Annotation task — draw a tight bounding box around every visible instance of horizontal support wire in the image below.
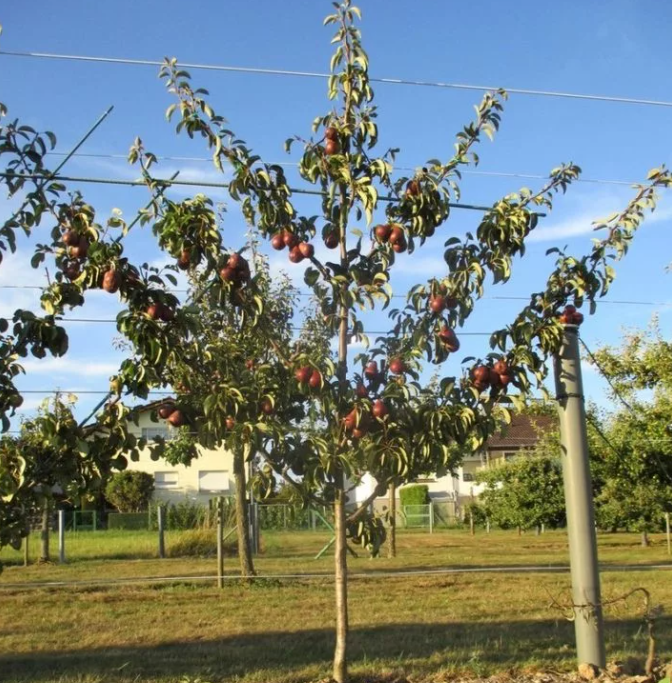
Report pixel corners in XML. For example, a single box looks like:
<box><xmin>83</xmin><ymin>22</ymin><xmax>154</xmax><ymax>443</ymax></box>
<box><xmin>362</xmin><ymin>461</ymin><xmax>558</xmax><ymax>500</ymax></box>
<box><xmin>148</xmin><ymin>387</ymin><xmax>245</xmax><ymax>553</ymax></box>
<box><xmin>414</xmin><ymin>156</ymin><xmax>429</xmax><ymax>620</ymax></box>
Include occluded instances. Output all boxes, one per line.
<box><xmin>2</xmin><ymin>50</ymin><xmax>672</xmax><ymax>108</ymax></box>
<box><xmin>1</xmin><ymin>286</ymin><xmax>669</xmax><ymax>307</ymax></box>
<box><xmin>1</xmin><ymin>562</ymin><xmax>671</xmax><ymax>591</ymax></box>
<box><xmin>0</xmin><ymin>172</ymin><xmax>517</xmax><ymax>213</ymax></box>
<box><xmin>45</xmin><ymin>151</ymin><xmax>637</xmax><ymax>188</ymax></box>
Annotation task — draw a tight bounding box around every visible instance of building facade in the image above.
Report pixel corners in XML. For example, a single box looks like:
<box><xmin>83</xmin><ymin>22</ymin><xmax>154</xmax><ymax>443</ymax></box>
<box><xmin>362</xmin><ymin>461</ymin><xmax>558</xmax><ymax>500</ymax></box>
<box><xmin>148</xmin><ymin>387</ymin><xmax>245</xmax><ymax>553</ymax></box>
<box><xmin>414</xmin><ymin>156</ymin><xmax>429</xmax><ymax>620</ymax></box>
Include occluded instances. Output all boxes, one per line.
<box><xmin>124</xmin><ymin>403</ymin><xmax>234</xmax><ymax>504</ymax></box>
<box><xmin>354</xmin><ymin>414</ymin><xmax>555</xmax><ymax>511</ymax></box>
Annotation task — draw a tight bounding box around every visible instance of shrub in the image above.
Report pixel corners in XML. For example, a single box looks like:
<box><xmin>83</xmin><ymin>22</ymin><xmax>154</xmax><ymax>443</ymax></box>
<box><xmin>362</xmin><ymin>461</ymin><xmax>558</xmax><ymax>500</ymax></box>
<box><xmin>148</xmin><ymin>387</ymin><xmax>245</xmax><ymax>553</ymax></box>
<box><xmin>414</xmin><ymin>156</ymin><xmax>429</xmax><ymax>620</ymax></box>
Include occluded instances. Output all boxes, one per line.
<box><xmin>105</xmin><ymin>471</ymin><xmax>154</xmax><ymax>513</ymax></box>
<box><xmin>399</xmin><ymin>484</ymin><xmax>430</xmax><ymax>507</ymax></box>
<box><xmin>167</xmin><ymin>529</ymin><xmax>236</xmax><ymax>558</ymax></box>
<box><xmin>462</xmin><ymin>500</ymin><xmax>487</xmax><ymax>528</ymax></box>
<box><xmin>107</xmin><ymin>512</ymin><xmax>150</xmax><ymax>530</ymax></box>
<box><xmin>149</xmin><ymin>498</ymin><xmax>235</xmax><ymax>530</ymax></box>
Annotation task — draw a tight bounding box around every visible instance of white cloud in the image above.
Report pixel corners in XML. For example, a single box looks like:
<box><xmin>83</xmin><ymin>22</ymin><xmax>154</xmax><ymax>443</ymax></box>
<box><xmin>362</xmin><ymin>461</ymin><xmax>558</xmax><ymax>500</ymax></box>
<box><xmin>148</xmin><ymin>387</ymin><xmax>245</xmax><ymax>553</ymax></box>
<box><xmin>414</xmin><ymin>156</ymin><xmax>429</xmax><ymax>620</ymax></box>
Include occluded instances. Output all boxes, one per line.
<box><xmin>70</xmin><ymin>156</ymin><xmax>230</xmax><ymax>200</ymax></box>
<box><xmin>19</xmin><ymin>357</ymin><xmax>120</xmax><ymax>378</ymax></box>
<box><xmin>528</xmin><ymin>191</ymin><xmax>672</xmax><ymax>244</ymax></box>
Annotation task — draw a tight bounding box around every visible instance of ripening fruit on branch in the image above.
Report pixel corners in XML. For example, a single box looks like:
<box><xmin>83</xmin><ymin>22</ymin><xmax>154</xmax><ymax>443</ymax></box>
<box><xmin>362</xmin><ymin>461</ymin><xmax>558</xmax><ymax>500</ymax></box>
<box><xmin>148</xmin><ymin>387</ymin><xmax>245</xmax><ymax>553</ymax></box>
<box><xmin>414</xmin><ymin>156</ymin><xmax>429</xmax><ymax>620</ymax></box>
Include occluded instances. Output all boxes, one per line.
<box><xmin>158</xmin><ymin>303</ymin><xmax>175</xmax><ymax>322</ymax></box>
<box><xmin>325</xmin><ymin>126</ymin><xmax>338</xmax><ymax>141</ymax></box>
<box><xmin>102</xmin><ymin>269</ymin><xmax>121</xmax><ymax>294</ymax></box>
<box><xmin>324</xmin><ymin>231</ymin><xmax>339</xmax><ymax>249</ymax></box>
<box><xmin>220</xmin><ymin>253</ymin><xmax>250</xmax><ymax>286</ymax></box>
<box><xmin>364</xmin><ymin>361</ymin><xmax>379</xmax><ymax>379</ymax></box>
<box><xmin>471</xmin><ymin>365</ymin><xmax>491</xmax><ymax>392</ymax></box>
<box><xmin>308</xmin><ymin>369</ymin><xmax>322</xmax><ymax>389</ymax></box>
<box><xmin>225</xmin><ymin>416</ymin><xmax>236</xmax><ymax>430</ymax></box>
<box><xmin>146</xmin><ymin>303</ymin><xmax>161</xmax><ymax>320</ymax></box>
<box><xmin>343</xmin><ymin>408</ymin><xmax>358</xmax><ymax>431</ymax></box>
<box><xmin>355</xmin><ymin>382</ymin><xmax>368</xmax><ymax>399</ymax></box>
<box><xmin>406</xmin><ymin>179</ymin><xmax>420</xmax><ymax>197</ymax></box>
<box><xmin>325</xmin><ymin>139</ymin><xmax>340</xmax><ymax>155</ymax></box>
<box><xmin>63</xmin><ymin>262</ymin><xmax>80</xmax><ymax>281</ymax></box>
<box><xmin>352</xmin><ymin>427</ymin><xmax>367</xmax><ymax>439</ymax></box>
<box><xmin>389</xmin><ymin>357</ymin><xmax>406</xmax><ymax>375</ymax></box>
<box><xmin>559</xmin><ymin>304</ymin><xmax>584</xmax><ymax>326</ymax></box>
<box><xmin>158</xmin><ymin>404</ymin><xmax>175</xmax><ymax>419</ymax></box>
<box><xmin>167</xmin><ymin>409</ymin><xmax>186</xmax><ymax>427</ymax></box>
<box><xmin>62</xmin><ymin>229</ymin><xmax>80</xmax><ymax>247</ymax></box>
<box><xmin>295</xmin><ymin>366</ymin><xmax>312</xmax><ymax>384</ymax></box>
<box><xmin>493</xmin><ymin>360</ymin><xmax>509</xmax><ymax>375</ymax></box>
<box><xmin>389</xmin><ymin>226</ymin><xmax>405</xmax><ymax>245</ymax></box>
<box><xmin>371</xmin><ymin>400</ymin><xmax>388</xmax><ymax>419</ymax></box>
<box><xmin>177</xmin><ymin>250</ymin><xmax>192</xmax><ymax>270</ymax></box>
<box><xmin>299</xmin><ymin>242</ymin><xmax>314</xmax><ymax>259</ymax></box>
<box><xmin>288</xmin><ymin>246</ymin><xmax>305</xmax><ymax>263</ymax></box>
<box><xmin>374</xmin><ymin>224</ymin><xmax>392</xmax><ymax>243</ymax></box>
<box><xmin>283</xmin><ymin>231</ymin><xmax>299</xmax><ymax>249</ymax></box>
<box><xmin>429</xmin><ymin>295</ymin><xmax>446</xmax><ymax>314</ymax></box>
<box><xmin>260</xmin><ymin>398</ymin><xmax>274</xmax><ymax>415</ymax></box>
<box><xmin>271</xmin><ymin>233</ymin><xmax>286</xmax><ymax>250</ymax></box>
<box><xmin>438</xmin><ymin>325</ymin><xmax>460</xmax><ymax>352</ymax></box>
<box><xmin>499</xmin><ymin>373</ymin><xmax>513</xmax><ymax>387</ymax></box>
<box><xmin>392</xmin><ymin>240</ymin><xmax>407</xmax><ymax>253</ymax></box>
<box><xmin>69</xmin><ymin>236</ymin><xmax>89</xmax><ymax>259</ymax></box>
<box><xmin>219</xmin><ymin>266</ymin><xmax>238</xmax><ymax>283</ymax></box>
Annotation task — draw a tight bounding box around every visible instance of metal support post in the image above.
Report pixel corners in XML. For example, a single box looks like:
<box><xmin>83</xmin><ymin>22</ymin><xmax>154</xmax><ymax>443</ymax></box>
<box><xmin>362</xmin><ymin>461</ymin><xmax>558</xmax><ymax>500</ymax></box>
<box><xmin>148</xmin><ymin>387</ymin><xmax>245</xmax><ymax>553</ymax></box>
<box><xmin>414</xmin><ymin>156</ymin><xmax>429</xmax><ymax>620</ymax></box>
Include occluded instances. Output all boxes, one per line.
<box><xmin>58</xmin><ymin>510</ymin><xmax>66</xmax><ymax>563</ymax></box>
<box><xmin>217</xmin><ymin>496</ymin><xmax>224</xmax><ymax>589</ymax></box>
<box><xmin>554</xmin><ymin>323</ymin><xmax>606</xmax><ymax>668</ymax></box>
<box><xmin>157</xmin><ymin>505</ymin><xmax>165</xmax><ymax>559</ymax></box>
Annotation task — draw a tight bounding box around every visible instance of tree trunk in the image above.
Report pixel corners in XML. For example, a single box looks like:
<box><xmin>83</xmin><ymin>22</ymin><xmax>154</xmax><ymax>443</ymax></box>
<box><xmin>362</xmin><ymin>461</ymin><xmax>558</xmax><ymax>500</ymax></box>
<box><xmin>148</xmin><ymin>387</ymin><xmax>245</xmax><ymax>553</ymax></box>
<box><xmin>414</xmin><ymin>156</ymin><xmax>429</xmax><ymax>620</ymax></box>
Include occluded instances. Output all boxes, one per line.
<box><xmin>333</xmin><ymin>477</ymin><xmax>348</xmax><ymax>683</ymax></box>
<box><xmin>517</xmin><ymin>526</ymin><xmax>522</xmax><ymax>537</ymax></box>
<box><xmin>641</xmin><ymin>530</ymin><xmax>650</xmax><ymax>547</ymax></box>
<box><xmin>387</xmin><ymin>482</ymin><xmax>396</xmax><ymax>559</ymax></box>
<box><xmin>469</xmin><ymin>510</ymin><xmax>475</xmax><ymax>536</ymax></box>
<box><xmin>40</xmin><ymin>498</ymin><xmax>51</xmax><ymax>563</ymax></box>
<box><xmin>233</xmin><ymin>451</ymin><xmax>255</xmax><ymax>577</ymax></box>
<box><xmin>535</xmin><ymin>525</ymin><xmax>541</xmax><ymax>536</ymax></box>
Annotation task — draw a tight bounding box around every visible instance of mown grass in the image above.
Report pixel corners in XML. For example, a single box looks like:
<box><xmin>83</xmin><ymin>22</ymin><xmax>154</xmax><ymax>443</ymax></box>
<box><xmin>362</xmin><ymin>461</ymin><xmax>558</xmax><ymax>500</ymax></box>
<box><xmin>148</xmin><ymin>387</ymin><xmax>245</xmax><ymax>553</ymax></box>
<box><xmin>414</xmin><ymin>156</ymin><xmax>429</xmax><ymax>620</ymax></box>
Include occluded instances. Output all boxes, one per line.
<box><xmin>1</xmin><ymin>530</ymin><xmax>671</xmax><ymax>683</ymax></box>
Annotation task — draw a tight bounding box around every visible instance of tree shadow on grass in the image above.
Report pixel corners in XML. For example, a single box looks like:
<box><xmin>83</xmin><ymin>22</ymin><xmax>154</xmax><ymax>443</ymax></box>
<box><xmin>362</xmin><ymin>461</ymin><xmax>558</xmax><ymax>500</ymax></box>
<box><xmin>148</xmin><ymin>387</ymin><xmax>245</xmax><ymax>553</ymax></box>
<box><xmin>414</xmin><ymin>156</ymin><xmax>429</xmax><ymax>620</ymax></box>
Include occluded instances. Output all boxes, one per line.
<box><xmin>2</xmin><ymin>617</ymin><xmax>669</xmax><ymax>683</ymax></box>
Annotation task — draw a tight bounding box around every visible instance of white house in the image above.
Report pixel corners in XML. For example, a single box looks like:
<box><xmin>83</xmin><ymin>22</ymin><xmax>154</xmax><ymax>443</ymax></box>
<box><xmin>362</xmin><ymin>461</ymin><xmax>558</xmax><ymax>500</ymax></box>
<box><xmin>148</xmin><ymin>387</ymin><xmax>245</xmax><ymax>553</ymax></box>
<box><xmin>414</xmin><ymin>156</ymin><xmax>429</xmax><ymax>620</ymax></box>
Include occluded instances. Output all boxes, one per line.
<box><xmin>354</xmin><ymin>414</ymin><xmax>555</xmax><ymax>511</ymax></box>
<box><xmin>124</xmin><ymin>400</ymin><xmax>234</xmax><ymax>504</ymax></box>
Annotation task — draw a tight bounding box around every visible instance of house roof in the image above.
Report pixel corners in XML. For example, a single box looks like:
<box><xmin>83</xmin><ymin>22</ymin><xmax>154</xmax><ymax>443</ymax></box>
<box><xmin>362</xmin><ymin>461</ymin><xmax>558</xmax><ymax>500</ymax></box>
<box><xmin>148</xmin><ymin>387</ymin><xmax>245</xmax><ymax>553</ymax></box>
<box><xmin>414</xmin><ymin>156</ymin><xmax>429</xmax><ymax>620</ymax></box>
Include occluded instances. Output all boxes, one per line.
<box><xmin>82</xmin><ymin>397</ymin><xmax>174</xmax><ymax>434</ymax></box>
<box><xmin>486</xmin><ymin>414</ymin><xmax>556</xmax><ymax>450</ymax></box>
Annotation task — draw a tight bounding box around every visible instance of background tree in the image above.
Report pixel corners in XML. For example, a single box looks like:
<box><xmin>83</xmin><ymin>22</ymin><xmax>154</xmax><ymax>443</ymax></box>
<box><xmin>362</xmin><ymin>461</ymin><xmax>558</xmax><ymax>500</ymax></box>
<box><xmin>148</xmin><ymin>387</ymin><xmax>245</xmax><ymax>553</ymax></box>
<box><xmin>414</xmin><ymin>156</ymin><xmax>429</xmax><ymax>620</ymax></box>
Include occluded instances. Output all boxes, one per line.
<box><xmin>477</xmin><ymin>455</ymin><xmax>565</xmax><ymax>532</ymax></box>
<box><xmin>0</xmin><ymin>395</ymin><xmax>136</xmax><ymax>569</ymax></box>
<box><xmin>104</xmin><ymin>470</ymin><xmax>154</xmax><ymax>514</ymax></box>
<box><xmin>588</xmin><ymin>323</ymin><xmax>672</xmax><ymax>544</ymax></box>
<box><xmin>145</xmin><ymin>244</ymin><xmax>332</xmax><ymax>577</ymax></box>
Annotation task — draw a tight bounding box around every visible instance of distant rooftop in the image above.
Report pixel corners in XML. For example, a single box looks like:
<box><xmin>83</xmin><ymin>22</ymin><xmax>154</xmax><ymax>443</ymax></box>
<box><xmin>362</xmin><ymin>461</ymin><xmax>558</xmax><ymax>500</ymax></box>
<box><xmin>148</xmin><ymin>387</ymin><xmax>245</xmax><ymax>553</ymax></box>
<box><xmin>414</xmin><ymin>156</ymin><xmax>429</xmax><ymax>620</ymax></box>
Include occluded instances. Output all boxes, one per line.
<box><xmin>486</xmin><ymin>414</ymin><xmax>556</xmax><ymax>450</ymax></box>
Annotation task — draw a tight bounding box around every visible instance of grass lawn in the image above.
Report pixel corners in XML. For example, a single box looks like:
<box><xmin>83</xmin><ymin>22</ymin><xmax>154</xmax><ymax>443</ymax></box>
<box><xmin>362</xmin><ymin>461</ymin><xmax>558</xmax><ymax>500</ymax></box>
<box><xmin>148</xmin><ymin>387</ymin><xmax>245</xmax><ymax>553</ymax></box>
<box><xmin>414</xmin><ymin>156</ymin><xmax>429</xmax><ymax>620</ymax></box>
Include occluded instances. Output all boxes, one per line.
<box><xmin>1</xmin><ymin>529</ymin><xmax>671</xmax><ymax>682</ymax></box>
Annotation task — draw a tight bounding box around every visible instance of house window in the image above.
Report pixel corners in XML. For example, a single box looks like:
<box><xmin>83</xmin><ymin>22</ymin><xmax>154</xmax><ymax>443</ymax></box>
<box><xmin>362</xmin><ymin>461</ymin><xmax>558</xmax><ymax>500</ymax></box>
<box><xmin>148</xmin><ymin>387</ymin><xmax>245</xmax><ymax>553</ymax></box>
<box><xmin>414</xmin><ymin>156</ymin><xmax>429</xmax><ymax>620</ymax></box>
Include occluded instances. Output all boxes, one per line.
<box><xmin>198</xmin><ymin>470</ymin><xmax>230</xmax><ymax>493</ymax></box>
<box><xmin>416</xmin><ymin>478</ymin><xmax>436</xmax><ymax>483</ymax></box>
<box><xmin>154</xmin><ymin>471</ymin><xmax>178</xmax><ymax>488</ymax></box>
<box><xmin>462</xmin><ymin>472</ymin><xmax>474</xmax><ymax>482</ymax></box>
<box><xmin>142</xmin><ymin>426</ymin><xmax>171</xmax><ymax>441</ymax></box>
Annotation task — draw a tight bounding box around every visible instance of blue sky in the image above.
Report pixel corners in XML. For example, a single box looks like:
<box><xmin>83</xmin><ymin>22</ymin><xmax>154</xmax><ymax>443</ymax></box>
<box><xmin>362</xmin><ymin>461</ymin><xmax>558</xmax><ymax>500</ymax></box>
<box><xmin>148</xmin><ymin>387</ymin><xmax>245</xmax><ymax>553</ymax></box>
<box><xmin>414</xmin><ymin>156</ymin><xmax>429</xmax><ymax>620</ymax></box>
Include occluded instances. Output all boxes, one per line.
<box><xmin>1</xmin><ymin>1</ymin><xmax>671</xmax><ymax>426</ymax></box>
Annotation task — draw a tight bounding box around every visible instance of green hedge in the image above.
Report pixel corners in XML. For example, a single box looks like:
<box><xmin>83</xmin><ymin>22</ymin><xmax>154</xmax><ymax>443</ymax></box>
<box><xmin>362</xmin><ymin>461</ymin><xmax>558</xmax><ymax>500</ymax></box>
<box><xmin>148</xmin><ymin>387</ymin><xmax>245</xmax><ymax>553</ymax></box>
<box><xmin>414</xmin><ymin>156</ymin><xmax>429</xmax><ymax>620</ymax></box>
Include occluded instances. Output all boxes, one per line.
<box><xmin>399</xmin><ymin>484</ymin><xmax>430</xmax><ymax>507</ymax></box>
<box><xmin>107</xmin><ymin>512</ymin><xmax>150</xmax><ymax>530</ymax></box>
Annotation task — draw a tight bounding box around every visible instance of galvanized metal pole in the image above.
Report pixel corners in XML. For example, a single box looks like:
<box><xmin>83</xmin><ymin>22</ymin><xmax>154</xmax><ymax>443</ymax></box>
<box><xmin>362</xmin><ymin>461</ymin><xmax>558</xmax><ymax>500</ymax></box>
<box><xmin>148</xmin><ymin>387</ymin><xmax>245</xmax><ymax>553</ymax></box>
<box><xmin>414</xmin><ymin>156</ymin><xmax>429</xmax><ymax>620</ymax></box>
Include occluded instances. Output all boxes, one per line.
<box><xmin>554</xmin><ymin>323</ymin><xmax>606</xmax><ymax>668</ymax></box>
<box><xmin>157</xmin><ymin>505</ymin><xmax>165</xmax><ymax>559</ymax></box>
<box><xmin>58</xmin><ymin>510</ymin><xmax>65</xmax><ymax>563</ymax></box>
<box><xmin>217</xmin><ymin>496</ymin><xmax>224</xmax><ymax>589</ymax></box>
<box><xmin>23</xmin><ymin>528</ymin><xmax>29</xmax><ymax>567</ymax></box>
<box><xmin>666</xmin><ymin>513</ymin><xmax>671</xmax><ymax>556</ymax></box>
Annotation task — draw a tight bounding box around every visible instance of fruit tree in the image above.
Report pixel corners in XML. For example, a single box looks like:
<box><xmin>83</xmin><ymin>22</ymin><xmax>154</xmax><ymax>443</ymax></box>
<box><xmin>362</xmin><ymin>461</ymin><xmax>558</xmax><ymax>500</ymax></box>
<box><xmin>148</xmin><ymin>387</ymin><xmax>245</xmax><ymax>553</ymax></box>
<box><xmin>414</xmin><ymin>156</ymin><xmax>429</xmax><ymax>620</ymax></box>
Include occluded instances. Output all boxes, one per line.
<box><xmin>1</xmin><ymin>4</ymin><xmax>671</xmax><ymax>681</ymax></box>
